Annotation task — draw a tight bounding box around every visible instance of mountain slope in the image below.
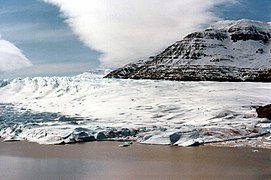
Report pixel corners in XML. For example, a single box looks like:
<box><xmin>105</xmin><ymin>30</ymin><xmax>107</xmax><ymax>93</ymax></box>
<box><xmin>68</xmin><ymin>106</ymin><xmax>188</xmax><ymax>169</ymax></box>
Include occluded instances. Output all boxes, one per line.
<box><xmin>105</xmin><ymin>19</ymin><xmax>271</xmax><ymax>81</ymax></box>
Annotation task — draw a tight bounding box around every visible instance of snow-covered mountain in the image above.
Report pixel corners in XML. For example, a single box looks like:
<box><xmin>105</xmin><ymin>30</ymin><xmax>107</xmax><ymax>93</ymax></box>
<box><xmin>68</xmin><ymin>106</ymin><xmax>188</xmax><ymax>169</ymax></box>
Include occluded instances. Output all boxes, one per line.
<box><xmin>105</xmin><ymin>19</ymin><xmax>271</xmax><ymax>81</ymax></box>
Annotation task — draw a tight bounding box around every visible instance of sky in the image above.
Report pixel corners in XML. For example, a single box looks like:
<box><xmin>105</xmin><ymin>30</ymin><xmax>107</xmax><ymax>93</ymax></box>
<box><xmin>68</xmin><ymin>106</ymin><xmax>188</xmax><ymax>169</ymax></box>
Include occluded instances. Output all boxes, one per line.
<box><xmin>0</xmin><ymin>0</ymin><xmax>270</xmax><ymax>78</ymax></box>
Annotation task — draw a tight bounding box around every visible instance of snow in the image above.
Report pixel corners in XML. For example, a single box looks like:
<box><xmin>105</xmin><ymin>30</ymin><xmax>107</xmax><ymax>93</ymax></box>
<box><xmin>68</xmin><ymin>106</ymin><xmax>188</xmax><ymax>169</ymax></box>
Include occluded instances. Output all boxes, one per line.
<box><xmin>0</xmin><ymin>72</ymin><xmax>271</xmax><ymax>146</ymax></box>
<box><xmin>1</xmin><ymin>19</ymin><xmax>271</xmax><ymax>146</ymax></box>
<box><xmin>211</xmin><ymin>19</ymin><xmax>271</xmax><ymax>32</ymax></box>
<box><xmin>106</xmin><ymin>19</ymin><xmax>271</xmax><ymax>80</ymax></box>
<box><xmin>167</xmin><ymin>19</ymin><xmax>271</xmax><ymax>68</ymax></box>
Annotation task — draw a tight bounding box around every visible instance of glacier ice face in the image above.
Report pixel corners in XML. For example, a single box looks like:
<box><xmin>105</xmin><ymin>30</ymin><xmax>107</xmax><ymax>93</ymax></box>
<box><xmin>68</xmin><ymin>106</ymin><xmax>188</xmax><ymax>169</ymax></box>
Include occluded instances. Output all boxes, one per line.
<box><xmin>0</xmin><ymin>72</ymin><xmax>271</xmax><ymax>146</ymax></box>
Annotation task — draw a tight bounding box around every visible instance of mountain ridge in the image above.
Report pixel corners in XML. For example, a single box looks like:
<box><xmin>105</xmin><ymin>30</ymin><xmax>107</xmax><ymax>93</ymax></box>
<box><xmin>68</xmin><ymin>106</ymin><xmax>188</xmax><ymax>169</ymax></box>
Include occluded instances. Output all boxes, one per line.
<box><xmin>105</xmin><ymin>19</ymin><xmax>271</xmax><ymax>81</ymax></box>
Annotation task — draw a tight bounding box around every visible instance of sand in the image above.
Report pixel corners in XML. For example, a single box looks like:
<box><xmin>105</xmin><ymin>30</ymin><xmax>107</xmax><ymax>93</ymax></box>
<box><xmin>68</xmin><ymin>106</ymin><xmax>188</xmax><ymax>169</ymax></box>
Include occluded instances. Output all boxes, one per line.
<box><xmin>0</xmin><ymin>141</ymin><xmax>270</xmax><ymax>180</ymax></box>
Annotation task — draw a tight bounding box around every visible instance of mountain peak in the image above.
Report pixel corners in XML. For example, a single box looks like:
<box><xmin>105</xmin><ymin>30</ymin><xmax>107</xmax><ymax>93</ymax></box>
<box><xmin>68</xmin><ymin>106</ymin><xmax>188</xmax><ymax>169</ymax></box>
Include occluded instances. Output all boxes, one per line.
<box><xmin>211</xmin><ymin>19</ymin><xmax>271</xmax><ymax>30</ymax></box>
<box><xmin>105</xmin><ymin>20</ymin><xmax>271</xmax><ymax>82</ymax></box>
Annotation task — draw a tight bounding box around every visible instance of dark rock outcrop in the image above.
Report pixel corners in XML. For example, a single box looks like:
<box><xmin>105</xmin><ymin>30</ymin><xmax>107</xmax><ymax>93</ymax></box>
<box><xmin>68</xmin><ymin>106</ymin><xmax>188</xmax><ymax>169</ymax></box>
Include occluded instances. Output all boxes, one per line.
<box><xmin>256</xmin><ymin>104</ymin><xmax>271</xmax><ymax>119</ymax></box>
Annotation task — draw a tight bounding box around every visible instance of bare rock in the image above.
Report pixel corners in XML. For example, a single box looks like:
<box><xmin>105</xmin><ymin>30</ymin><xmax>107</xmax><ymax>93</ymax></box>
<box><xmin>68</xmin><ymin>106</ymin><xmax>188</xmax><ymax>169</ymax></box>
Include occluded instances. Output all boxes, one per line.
<box><xmin>256</xmin><ymin>104</ymin><xmax>271</xmax><ymax>119</ymax></box>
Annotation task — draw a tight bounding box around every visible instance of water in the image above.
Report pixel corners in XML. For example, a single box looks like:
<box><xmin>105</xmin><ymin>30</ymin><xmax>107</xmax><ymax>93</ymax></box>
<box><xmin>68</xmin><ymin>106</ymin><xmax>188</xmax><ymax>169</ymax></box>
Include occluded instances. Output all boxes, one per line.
<box><xmin>0</xmin><ymin>72</ymin><xmax>270</xmax><ymax>146</ymax></box>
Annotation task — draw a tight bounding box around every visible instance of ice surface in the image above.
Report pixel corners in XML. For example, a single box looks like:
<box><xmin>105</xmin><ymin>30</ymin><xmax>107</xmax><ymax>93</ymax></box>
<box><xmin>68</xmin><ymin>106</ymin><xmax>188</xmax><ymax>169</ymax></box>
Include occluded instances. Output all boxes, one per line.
<box><xmin>0</xmin><ymin>72</ymin><xmax>271</xmax><ymax>146</ymax></box>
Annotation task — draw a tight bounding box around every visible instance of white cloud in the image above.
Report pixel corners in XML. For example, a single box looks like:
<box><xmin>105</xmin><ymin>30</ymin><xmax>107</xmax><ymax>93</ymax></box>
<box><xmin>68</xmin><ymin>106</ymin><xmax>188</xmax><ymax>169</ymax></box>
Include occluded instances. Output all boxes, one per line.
<box><xmin>0</xmin><ymin>36</ymin><xmax>32</xmax><ymax>72</ymax></box>
<box><xmin>44</xmin><ymin>0</ymin><xmax>237</xmax><ymax>67</ymax></box>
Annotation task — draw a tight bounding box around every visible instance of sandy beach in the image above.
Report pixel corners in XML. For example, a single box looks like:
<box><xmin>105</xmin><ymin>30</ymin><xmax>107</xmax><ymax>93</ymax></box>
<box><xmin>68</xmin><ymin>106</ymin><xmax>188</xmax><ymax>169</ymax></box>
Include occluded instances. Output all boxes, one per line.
<box><xmin>0</xmin><ymin>141</ymin><xmax>270</xmax><ymax>180</ymax></box>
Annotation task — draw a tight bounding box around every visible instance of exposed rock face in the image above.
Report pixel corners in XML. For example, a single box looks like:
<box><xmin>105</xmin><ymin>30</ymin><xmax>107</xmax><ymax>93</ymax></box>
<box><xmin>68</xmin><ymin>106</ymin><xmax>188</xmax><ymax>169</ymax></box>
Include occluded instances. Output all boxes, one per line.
<box><xmin>256</xmin><ymin>104</ymin><xmax>271</xmax><ymax>120</ymax></box>
<box><xmin>0</xmin><ymin>80</ymin><xmax>9</xmax><ymax>88</ymax></box>
<box><xmin>105</xmin><ymin>20</ymin><xmax>271</xmax><ymax>81</ymax></box>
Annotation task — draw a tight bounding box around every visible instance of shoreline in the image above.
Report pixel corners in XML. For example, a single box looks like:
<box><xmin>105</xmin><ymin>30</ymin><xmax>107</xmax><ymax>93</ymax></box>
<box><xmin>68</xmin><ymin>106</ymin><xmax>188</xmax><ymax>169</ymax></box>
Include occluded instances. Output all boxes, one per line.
<box><xmin>0</xmin><ymin>140</ymin><xmax>270</xmax><ymax>180</ymax></box>
<box><xmin>2</xmin><ymin>133</ymin><xmax>271</xmax><ymax>149</ymax></box>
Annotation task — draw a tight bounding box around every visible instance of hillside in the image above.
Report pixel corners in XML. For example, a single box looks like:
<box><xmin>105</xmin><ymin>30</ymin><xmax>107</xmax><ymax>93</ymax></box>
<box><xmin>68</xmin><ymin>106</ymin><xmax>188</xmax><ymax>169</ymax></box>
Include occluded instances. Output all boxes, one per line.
<box><xmin>105</xmin><ymin>19</ymin><xmax>271</xmax><ymax>81</ymax></box>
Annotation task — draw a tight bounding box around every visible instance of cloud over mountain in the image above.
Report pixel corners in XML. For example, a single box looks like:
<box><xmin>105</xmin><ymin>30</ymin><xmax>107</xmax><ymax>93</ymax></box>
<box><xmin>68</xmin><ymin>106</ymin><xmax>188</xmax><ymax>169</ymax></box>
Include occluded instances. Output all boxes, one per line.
<box><xmin>44</xmin><ymin>0</ymin><xmax>237</xmax><ymax>67</ymax></box>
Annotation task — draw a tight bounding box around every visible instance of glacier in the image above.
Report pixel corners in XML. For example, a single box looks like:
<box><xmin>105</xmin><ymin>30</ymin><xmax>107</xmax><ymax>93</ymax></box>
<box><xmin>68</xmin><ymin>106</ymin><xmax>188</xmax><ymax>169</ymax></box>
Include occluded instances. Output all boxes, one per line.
<box><xmin>0</xmin><ymin>72</ymin><xmax>271</xmax><ymax>147</ymax></box>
